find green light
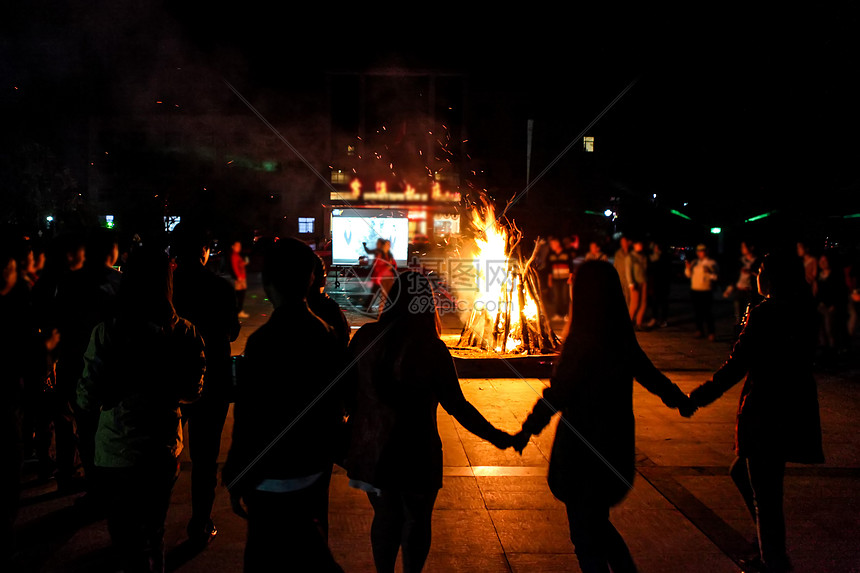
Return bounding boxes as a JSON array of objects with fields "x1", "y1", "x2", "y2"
[
  {"x1": 844, "y1": 213, "x2": 860, "y2": 219},
  {"x1": 584, "y1": 210, "x2": 603, "y2": 216},
  {"x1": 670, "y1": 209, "x2": 692, "y2": 221},
  {"x1": 744, "y1": 211, "x2": 776, "y2": 223},
  {"x1": 262, "y1": 161, "x2": 278, "y2": 172},
  {"x1": 710, "y1": 227, "x2": 722, "y2": 234},
  {"x1": 106, "y1": 221, "x2": 115, "y2": 229}
]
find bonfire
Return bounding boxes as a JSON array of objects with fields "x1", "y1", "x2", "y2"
[{"x1": 457, "y1": 199, "x2": 560, "y2": 355}]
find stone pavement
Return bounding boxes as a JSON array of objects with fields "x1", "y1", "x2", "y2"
[{"x1": 12, "y1": 277, "x2": 860, "y2": 572}]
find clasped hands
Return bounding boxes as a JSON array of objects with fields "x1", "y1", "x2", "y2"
[{"x1": 500, "y1": 394, "x2": 700, "y2": 456}]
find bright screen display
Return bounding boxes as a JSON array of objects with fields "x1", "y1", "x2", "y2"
[{"x1": 331, "y1": 208, "x2": 409, "y2": 266}]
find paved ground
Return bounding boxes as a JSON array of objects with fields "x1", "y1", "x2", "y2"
[{"x1": 12, "y1": 275, "x2": 860, "y2": 572}]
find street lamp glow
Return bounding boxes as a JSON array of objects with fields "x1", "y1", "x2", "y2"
[
  {"x1": 604, "y1": 209, "x2": 614, "y2": 217},
  {"x1": 46, "y1": 215, "x2": 54, "y2": 222},
  {"x1": 710, "y1": 227, "x2": 722, "y2": 235}
]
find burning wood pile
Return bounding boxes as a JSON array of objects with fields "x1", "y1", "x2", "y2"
[{"x1": 457, "y1": 199, "x2": 560, "y2": 355}]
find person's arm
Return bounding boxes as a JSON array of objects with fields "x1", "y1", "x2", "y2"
[
  {"x1": 175, "y1": 321, "x2": 206, "y2": 404},
  {"x1": 689, "y1": 306, "x2": 760, "y2": 407},
  {"x1": 434, "y1": 341, "x2": 511, "y2": 448},
  {"x1": 76, "y1": 323, "x2": 108, "y2": 413},
  {"x1": 630, "y1": 342, "x2": 690, "y2": 410}
]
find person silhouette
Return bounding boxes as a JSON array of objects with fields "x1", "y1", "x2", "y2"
[
  {"x1": 512, "y1": 260, "x2": 695, "y2": 573},
  {"x1": 688, "y1": 252, "x2": 824, "y2": 573},
  {"x1": 223, "y1": 238, "x2": 345, "y2": 572},
  {"x1": 344, "y1": 271, "x2": 514, "y2": 573}
]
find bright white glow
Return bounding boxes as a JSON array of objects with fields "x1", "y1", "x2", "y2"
[
  {"x1": 604, "y1": 209, "x2": 613, "y2": 217},
  {"x1": 46, "y1": 215, "x2": 54, "y2": 222}
]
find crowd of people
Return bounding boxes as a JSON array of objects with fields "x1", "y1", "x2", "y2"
[
  {"x1": 536, "y1": 233, "x2": 860, "y2": 363},
  {"x1": 0, "y1": 223, "x2": 852, "y2": 573}
]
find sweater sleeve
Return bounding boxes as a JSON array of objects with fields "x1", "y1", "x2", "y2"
[
  {"x1": 76, "y1": 323, "x2": 108, "y2": 413},
  {"x1": 434, "y1": 341, "x2": 508, "y2": 446},
  {"x1": 631, "y1": 343, "x2": 688, "y2": 408},
  {"x1": 690, "y1": 306, "x2": 760, "y2": 407}
]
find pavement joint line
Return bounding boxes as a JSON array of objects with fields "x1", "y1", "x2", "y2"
[{"x1": 635, "y1": 453, "x2": 751, "y2": 566}]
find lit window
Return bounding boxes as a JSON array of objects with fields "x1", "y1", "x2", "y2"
[
  {"x1": 347, "y1": 145, "x2": 356, "y2": 157},
  {"x1": 331, "y1": 169, "x2": 350, "y2": 184},
  {"x1": 298, "y1": 217, "x2": 315, "y2": 234},
  {"x1": 583, "y1": 136, "x2": 594, "y2": 152}
]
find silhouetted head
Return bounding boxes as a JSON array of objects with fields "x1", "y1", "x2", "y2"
[
  {"x1": 311, "y1": 254, "x2": 326, "y2": 293},
  {"x1": 757, "y1": 251, "x2": 809, "y2": 300},
  {"x1": 261, "y1": 237, "x2": 318, "y2": 306},
  {"x1": 171, "y1": 224, "x2": 211, "y2": 267},
  {"x1": 118, "y1": 245, "x2": 175, "y2": 325},
  {"x1": 378, "y1": 270, "x2": 440, "y2": 337},
  {"x1": 0, "y1": 247, "x2": 16, "y2": 295},
  {"x1": 563, "y1": 260, "x2": 634, "y2": 355},
  {"x1": 86, "y1": 229, "x2": 120, "y2": 269}
]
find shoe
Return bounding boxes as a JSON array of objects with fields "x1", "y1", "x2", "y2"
[
  {"x1": 238, "y1": 311, "x2": 250, "y2": 318},
  {"x1": 187, "y1": 519, "x2": 218, "y2": 547}
]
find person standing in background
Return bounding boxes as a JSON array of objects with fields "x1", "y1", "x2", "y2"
[
  {"x1": 685, "y1": 244, "x2": 719, "y2": 341},
  {"x1": 628, "y1": 240, "x2": 649, "y2": 329},
  {"x1": 614, "y1": 236, "x2": 634, "y2": 307},
  {"x1": 231, "y1": 240, "x2": 249, "y2": 319},
  {"x1": 723, "y1": 241, "x2": 762, "y2": 338},
  {"x1": 585, "y1": 240, "x2": 608, "y2": 262},
  {"x1": 547, "y1": 237, "x2": 573, "y2": 321},
  {"x1": 797, "y1": 241, "x2": 818, "y2": 291},
  {"x1": 77, "y1": 246, "x2": 206, "y2": 573},
  {"x1": 647, "y1": 241, "x2": 672, "y2": 328},
  {"x1": 173, "y1": 226, "x2": 241, "y2": 548}
]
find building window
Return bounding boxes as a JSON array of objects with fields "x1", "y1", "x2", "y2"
[
  {"x1": 298, "y1": 217, "x2": 315, "y2": 234},
  {"x1": 347, "y1": 145, "x2": 356, "y2": 157},
  {"x1": 331, "y1": 169, "x2": 350, "y2": 184},
  {"x1": 583, "y1": 136, "x2": 594, "y2": 152}
]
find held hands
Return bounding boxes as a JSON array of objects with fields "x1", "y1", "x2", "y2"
[
  {"x1": 492, "y1": 430, "x2": 530, "y2": 454},
  {"x1": 512, "y1": 430, "x2": 530, "y2": 454},
  {"x1": 678, "y1": 394, "x2": 698, "y2": 418}
]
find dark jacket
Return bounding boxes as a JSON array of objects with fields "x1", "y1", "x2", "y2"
[
  {"x1": 690, "y1": 298, "x2": 824, "y2": 463},
  {"x1": 173, "y1": 262, "x2": 240, "y2": 398},
  {"x1": 222, "y1": 301, "x2": 346, "y2": 493},
  {"x1": 522, "y1": 338, "x2": 688, "y2": 506},
  {"x1": 76, "y1": 315, "x2": 205, "y2": 467},
  {"x1": 308, "y1": 292, "x2": 350, "y2": 351},
  {"x1": 344, "y1": 322, "x2": 508, "y2": 494}
]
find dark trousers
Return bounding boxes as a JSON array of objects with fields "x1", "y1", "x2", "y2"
[
  {"x1": 182, "y1": 395, "x2": 230, "y2": 526},
  {"x1": 551, "y1": 280, "x2": 570, "y2": 317},
  {"x1": 691, "y1": 290, "x2": 715, "y2": 335},
  {"x1": 367, "y1": 489, "x2": 439, "y2": 573},
  {"x1": 101, "y1": 457, "x2": 180, "y2": 573},
  {"x1": 730, "y1": 456, "x2": 790, "y2": 571},
  {"x1": 236, "y1": 289, "x2": 246, "y2": 313},
  {"x1": 565, "y1": 497, "x2": 638, "y2": 573},
  {"x1": 1, "y1": 409, "x2": 22, "y2": 566},
  {"x1": 244, "y1": 479, "x2": 342, "y2": 573}
]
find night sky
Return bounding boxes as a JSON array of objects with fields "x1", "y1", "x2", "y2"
[{"x1": 3, "y1": 2, "x2": 859, "y2": 242}]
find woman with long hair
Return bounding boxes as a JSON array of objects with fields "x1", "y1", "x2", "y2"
[
  {"x1": 77, "y1": 246, "x2": 205, "y2": 572},
  {"x1": 513, "y1": 260, "x2": 694, "y2": 573},
  {"x1": 345, "y1": 270, "x2": 513, "y2": 573},
  {"x1": 689, "y1": 252, "x2": 823, "y2": 573}
]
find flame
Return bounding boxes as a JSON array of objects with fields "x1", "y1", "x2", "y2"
[{"x1": 464, "y1": 202, "x2": 540, "y2": 354}]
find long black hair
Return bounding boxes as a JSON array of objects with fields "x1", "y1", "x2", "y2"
[
  {"x1": 373, "y1": 271, "x2": 441, "y2": 394},
  {"x1": 558, "y1": 260, "x2": 637, "y2": 371}
]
